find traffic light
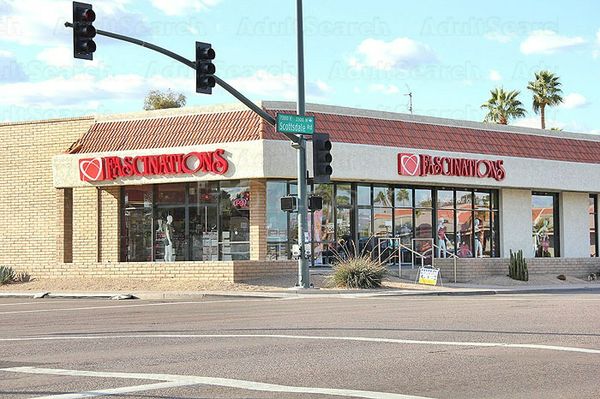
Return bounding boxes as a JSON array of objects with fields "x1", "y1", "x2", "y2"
[
  {"x1": 72, "y1": 2, "x2": 97, "y2": 60},
  {"x1": 312, "y1": 132, "x2": 333, "y2": 184},
  {"x1": 196, "y1": 42, "x2": 216, "y2": 94},
  {"x1": 308, "y1": 195, "x2": 323, "y2": 211},
  {"x1": 280, "y1": 196, "x2": 298, "y2": 212}
]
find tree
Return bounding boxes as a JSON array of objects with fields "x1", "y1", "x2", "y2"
[
  {"x1": 527, "y1": 70, "x2": 563, "y2": 130},
  {"x1": 143, "y1": 89, "x2": 186, "y2": 110},
  {"x1": 481, "y1": 88, "x2": 526, "y2": 125}
]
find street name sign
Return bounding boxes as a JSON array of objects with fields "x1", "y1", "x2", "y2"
[{"x1": 276, "y1": 113, "x2": 315, "y2": 135}]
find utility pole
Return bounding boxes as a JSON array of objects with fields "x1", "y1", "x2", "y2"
[
  {"x1": 295, "y1": 0, "x2": 310, "y2": 289},
  {"x1": 404, "y1": 85, "x2": 413, "y2": 114}
]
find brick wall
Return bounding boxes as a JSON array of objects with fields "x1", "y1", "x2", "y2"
[
  {"x1": 250, "y1": 179, "x2": 267, "y2": 260},
  {"x1": 0, "y1": 117, "x2": 94, "y2": 268},
  {"x1": 8, "y1": 259, "x2": 297, "y2": 283},
  {"x1": 99, "y1": 187, "x2": 120, "y2": 262},
  {"x1": 436, "y1": 257, "x2": 600, "y2": 282}
]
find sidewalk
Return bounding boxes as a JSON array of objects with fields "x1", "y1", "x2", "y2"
[{"x1": 1, "y1": 274, "x2": 599, "y2": 300}]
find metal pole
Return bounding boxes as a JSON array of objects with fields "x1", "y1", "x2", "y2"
[{"x1": 296, "y1": 0, "x2": 309, "y2": 288}]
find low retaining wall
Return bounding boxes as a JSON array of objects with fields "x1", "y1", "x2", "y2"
[
  {"x1": 435, "y1": 257, "x2": 600, "y2": 282},
  {"x1": 9, "y1": 260, "x2": 297, "y2": 283}
]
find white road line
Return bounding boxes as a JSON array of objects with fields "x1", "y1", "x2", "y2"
[
  {"x1": 0, "y1": 298, "x2": 280, "y2": 315},
  {"x1": 0, "y1": 333, "x2": 598, "y2": 355},
  {"x1": 28, "y1": 381, "x2": 196, "y2": 399},
  {"x1": 1, "y1": 366, "x2": 434, "y2": 399}
]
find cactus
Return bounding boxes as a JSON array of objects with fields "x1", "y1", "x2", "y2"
[
  {"x1": 508, "y1": 250, "x2": 528, "y2": 281},
  {"x1": 0, "y1": 266, "x2": 15, "y2": 285}
]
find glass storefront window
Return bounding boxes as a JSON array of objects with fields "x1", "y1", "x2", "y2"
[
  {"x1": 357, "y1": 185, "x2": 371, "y2": 206},
  {"x1": 266, "y1": 181, "x2": 288, "y2": 244},
  {"x1": 395, "y1": 188, "x2": 413, "y2": 208},
  {"x1": 437, "y1": 190, "x2": 454, "y2": 209},
  {"x1": 474, "y1": 211, "x2": 491, "y2": 257},
  {"x1": 436, "y1": 210, "x2": 455, "y2": 257},
  {"x1": 456, "y1": 191, "x2": 472, "y2": 209},
  {"x1": 336, "y1": 208, "x2": 351, "y2": 239},
  {"x1": 122, "y1": 186, "x2": 153, "y2": 262},
  {"x1": 313, "y1": 184, "x2": 334, "y2": 265},
  {"x1": 122, "y1": 181, "x2": 251, "y2": 262},
  {"x1": 157, "y1": 183, "x2": 186, "y2": 205},
  {"x1": 415, "y1": 189, "x2": 432, "y2": 208},
  {"x1": 532, "y1": 193, "x2": 559, "y2": 257},
  {"x1": 220, "y1": 180, "x2": 250, "y2": 260},
  {"x1": 415, "y1": 209, "x2": 433, "y2": 260},
  {"x1": 189, "y1": 181, "x2": 219, "y2": 205},
  {"x1": 373, "y1": 186, "x2": 393, "y2": 207},
  {"x1": 336, "y1": 184, "x2": 352, "y2": 207},
  {"x1": 457, "y1": 210, "x2": 473, "y2": 258},
  {"x1": 374, "y1": 208, "x2": 393, "y2": 237},
  {"x1": 358, "y1": 208, "x2": 372, "y2": 251},
  {"x1": 475, "y1": 191, "x2": 491, "y2": 209}
]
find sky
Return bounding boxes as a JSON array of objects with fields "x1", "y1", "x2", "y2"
[{"x1": 0, "y1": 0, "x2": 599, "y2": 134}]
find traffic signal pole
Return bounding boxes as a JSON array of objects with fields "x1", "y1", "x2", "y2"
[
  {"x1": 295, "y1": 0, "x2": 310, "y2": 289},
  {"x1": 66, "y1": 5, "x2": 312, "y2": 288},
  {"x1": 64, "y1": 21, "x2": 297, "y2": 142}
]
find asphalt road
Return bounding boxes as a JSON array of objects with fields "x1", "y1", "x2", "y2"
[{"x1": 0, "y1": 293, "x2": 599, "y2": 399}]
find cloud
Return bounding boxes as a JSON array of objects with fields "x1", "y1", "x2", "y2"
[
  {"x1": 489, "y1": 70, "x2": 502, "y2": 81},
  {"x1": 306, "y1": 80, "x2": 333, "y2": 98},
  {"x1": 151, "y1": 0, "x2": 220, "y2": 16},
  {"x1": 368, "y1": 84, "x2": 399, "y2": 95},
  {"x1": 228, "y1": 70, "x2": 332, "y2": 100},
  {"x1": 484, "y1": 31, "x2": 514, "y2": 44},
  {"x1": 229, "y1": 70, "x2": 296, "y2": 100},
  {"x1": 520, "y1": 30, "x2": 586, "y2": 55},
  {"x1": 0, "y1": 72, "x2": 194, "y2": 110},
  {"x1": 0, "y1": 51, "x2": 27, "y2": 82},
  {"x1": 0, "y1": 0, "x2": 149, "y2": 46},
  {"x1": 36, "y1": 46, "x2": 104, "y2": 69},
  {"x1": 594, "y1": 29, "x2": 600, "y2": 59},
  {"x1": 349, "y1": 37, "x2": 436, "y2": 70},
  {"x1": 560, "y1": 93, "x2": 588, "y2": 109},
  {"x1": 514, "y1": 117, "x2": 565, "y2": 130}
]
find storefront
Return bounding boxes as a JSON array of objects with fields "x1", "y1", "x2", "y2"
[{"x1": 1, "y1": 101, "x2": 599, "y2": 282}]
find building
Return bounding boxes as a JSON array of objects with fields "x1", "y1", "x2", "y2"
[{"x1": 1, "y1": 101, "x2": 599, "y2": 282}]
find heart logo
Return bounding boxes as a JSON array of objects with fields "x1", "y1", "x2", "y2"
[
  {"x1": 399, "y1": 153, "x2": 420, "y2": 176},
  {"x1": 79, "y1": 158, "x2": 104, "y2": 181}
]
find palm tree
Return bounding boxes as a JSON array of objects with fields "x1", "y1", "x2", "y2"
[
  {"x1": 481, "y1": 88, "x2": 526, "y2": 125},
  {"x1": 527, "y1": 70, "x2": 563, "y2": 129}
]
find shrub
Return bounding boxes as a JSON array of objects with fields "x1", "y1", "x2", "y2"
[
  {"x1": 330, "y1": 255, "x2": 387, "y2": 289},
  {"x1": 14, "y1": 272, "x2": 31, "y2": 283},
  {"x1": 0, "y1": 266, "x2": 15, "y2": 285},
  {"x1": 508, "y1": 249, "x2": 528, "y2": 281}
]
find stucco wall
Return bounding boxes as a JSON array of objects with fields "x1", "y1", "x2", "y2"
[
  {"x1": 560, "y1": 192, "x2": 590, "y2": 257},
  {"x1": 261, "y1": 140, "x2": 600, "y2": 193},
  {"x1": 500, "y1": 189, "x2": 533, "y2": 257}
]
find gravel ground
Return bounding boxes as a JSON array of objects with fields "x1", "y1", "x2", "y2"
[{"x1": 1, "y1": 271, "x2": 598, "y2": 292}]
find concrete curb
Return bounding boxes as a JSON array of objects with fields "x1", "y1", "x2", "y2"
[{"x1": 1, "y1": 286, "x2": 599, "y2": 300}]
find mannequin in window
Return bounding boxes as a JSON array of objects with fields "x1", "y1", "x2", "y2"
[
  {"x1": 164, "y1": 214, "x2": 175, "y2": 262},
  {"x1": 437, "y1": 218, "x2": 451, "y2": 258},
  {"x1": 474, "y1": 218, "x2": 483, "y2": 258}
]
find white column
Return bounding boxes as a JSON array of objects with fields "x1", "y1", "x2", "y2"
[
  {"x1": 500, "y1": 189, "x2": 533, "y2": 258},
  {"x1": 560, "y1": 192, "x2": 589, "y2": 257}
]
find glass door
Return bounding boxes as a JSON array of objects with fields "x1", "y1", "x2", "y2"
[{"x1": 190, "y1": 205, "x2": 218, "y2": 261}]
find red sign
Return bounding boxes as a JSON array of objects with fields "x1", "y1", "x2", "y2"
[
  {"x1": 79, "y1": 149, "x2": 229, "y2": 182},
  {"x1": 398, "y1": 153, "x2": 505, "y2": 181}
]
